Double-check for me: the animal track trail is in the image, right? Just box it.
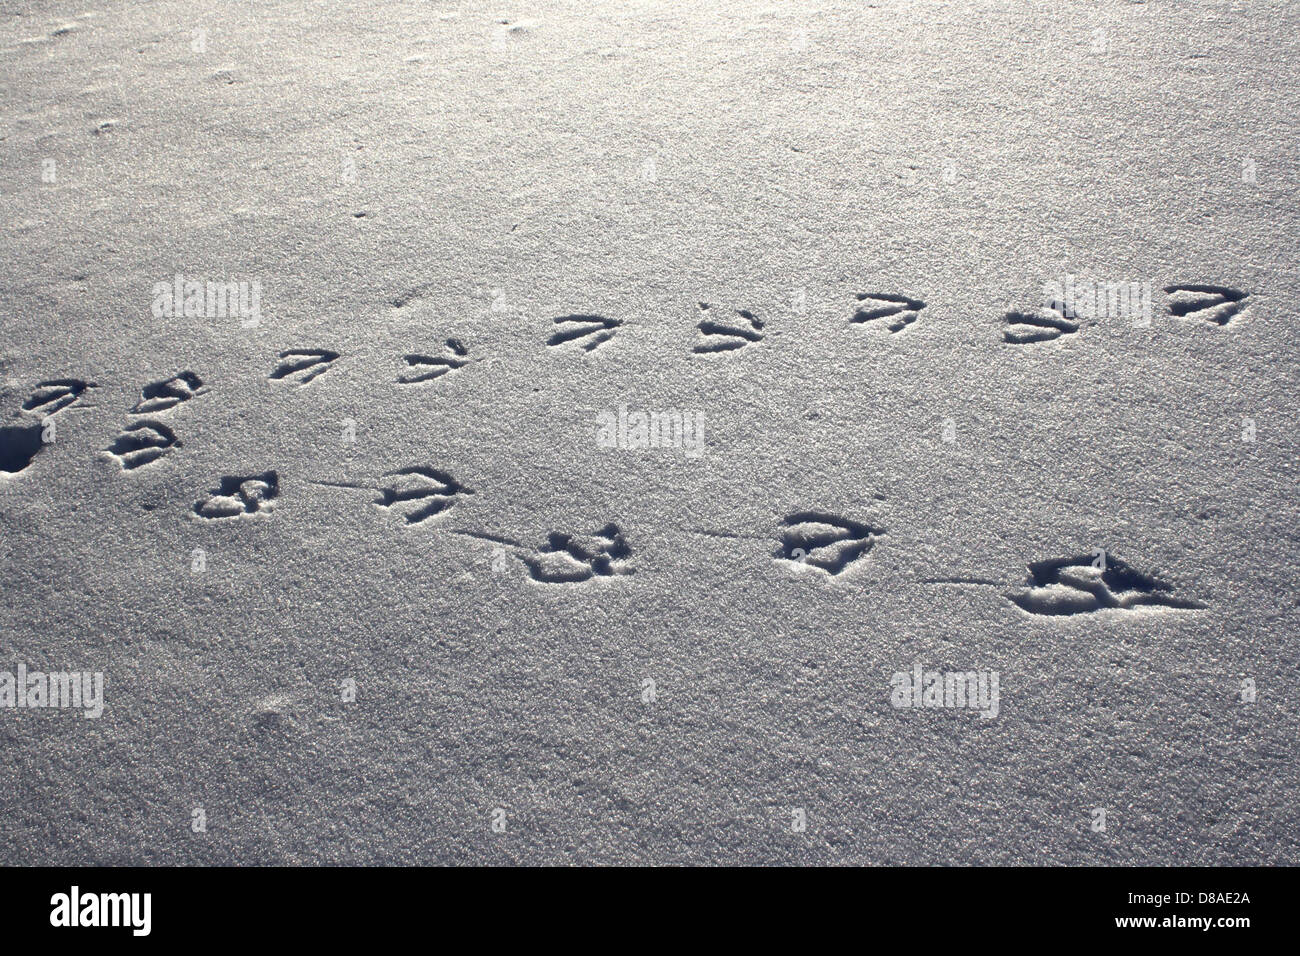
[1003,307,1080,344]
[775,511,885,575]
[1165,284,1249,326]
[851,293,926,333]
[133,371,205,413]
[693,303,764,353]
[22,379,96,416]
[106,421,180,470]
[398,339,469,383]
[375,466,473,524]
[547,315,621,352]
[1007,553,1205,616]
[194,471,279,519]
[269,349,339,385]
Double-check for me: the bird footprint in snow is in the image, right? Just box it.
[547,315,621,352]
[1007,552,1205,615]
[398,340,469,383]
[194,472,280,519]
[775,511,885,575]
[269,349,339,385]
[693,303,764,353]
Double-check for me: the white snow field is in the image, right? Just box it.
[1,1,1297,864]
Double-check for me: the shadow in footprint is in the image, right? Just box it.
[851,293,926,332]
[375,466,473,524]
[1003,308,1080,344]
[398,340,469,383]
[776,511,885,575]
[1008,553,1205,615]
[694,303,764,353]
[23,379,95,416]
[0,423,45,474]
[270,350,339,385]
[133,371,205,413]
[106,421,180,470]
[521,523,634,583]
[547,315,621,352]
[1165,284,1249,326]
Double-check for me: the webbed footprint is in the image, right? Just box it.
[194,472,279,519]
[22,379,95,416]
[1008,553,1205,615]
[106,421,180,470]
[776,511,885,575]
[133,371,205,413]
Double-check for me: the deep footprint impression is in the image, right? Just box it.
[851,293,926,332]
[398,339,469,383]
[1165,284,1249,326]
[0,423,45,474]
[1003,307,1080,344]
[776,511,885,575]
[693,303,764,353]
[1007,553,1205,615]
[22,378,95,415]
[132,371,205,413]
[106,421,181,470]
[269,349,339,385]
[194,472,280,519]
[375,466,473,524]
[546,315,621,352]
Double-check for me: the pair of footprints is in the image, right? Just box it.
[471,511,884,583]
[196,466,468,522]
[775,515,1204,617]
[692,296,920,353]
[548,294,925,355]
[267,344,470,387]
[107,371,206,470]
[466,512,881,584]
[481,512,883,584]
[1004,284,1249,344]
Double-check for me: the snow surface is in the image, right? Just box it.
[1,0,1297,864]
